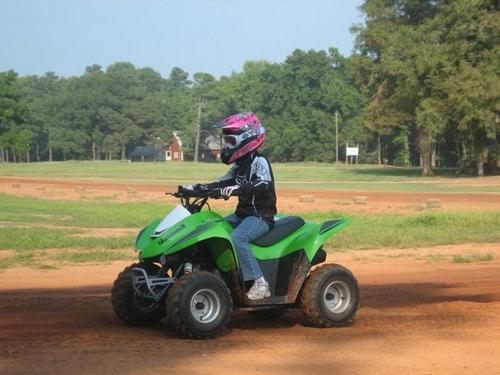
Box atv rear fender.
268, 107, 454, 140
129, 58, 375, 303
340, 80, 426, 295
312, 217, 351, 251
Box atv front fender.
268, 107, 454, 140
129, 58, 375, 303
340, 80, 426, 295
165, 219, 237, 272
137, 213, 238, 272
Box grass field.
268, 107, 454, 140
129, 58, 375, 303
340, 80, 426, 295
1, 193, 499, 269
1, 161, 499, 193
1, 161, 499, 270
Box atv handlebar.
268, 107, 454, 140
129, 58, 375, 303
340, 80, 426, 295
166, 186, 227, 213
170, 185, 225, 199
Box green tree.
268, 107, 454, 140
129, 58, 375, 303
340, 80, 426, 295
436, 0, 500, 175
352, 0, 441, 175
353, 0, 499, 175
0, 70, 28, 162
19, 72, 64, 161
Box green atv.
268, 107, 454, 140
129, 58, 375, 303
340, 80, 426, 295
111, 186, 360, 339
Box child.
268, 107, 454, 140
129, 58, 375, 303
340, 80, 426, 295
191, 112, 277, 300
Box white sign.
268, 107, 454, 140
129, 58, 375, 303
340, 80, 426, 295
346, 147, 359, 156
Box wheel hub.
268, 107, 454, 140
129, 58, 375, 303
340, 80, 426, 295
323, 280, 351, 314
190, 288, 221, 324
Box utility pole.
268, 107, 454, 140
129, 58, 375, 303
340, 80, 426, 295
377, 135, 382, 165
194, 97, 202, 162
335, 110, 339, 163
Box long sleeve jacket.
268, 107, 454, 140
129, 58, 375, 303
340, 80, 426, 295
207, 153, 277, 226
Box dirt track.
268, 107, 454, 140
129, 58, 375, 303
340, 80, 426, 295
2, 176, 500, 213
1, 245, 500, 375
1, 176, 500, 373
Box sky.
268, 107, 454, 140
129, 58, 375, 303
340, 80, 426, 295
0, 0, 365, 79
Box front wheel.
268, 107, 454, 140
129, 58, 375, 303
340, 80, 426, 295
300, 264, 359, 327
166, 271, 232, 339
111, 262, 166, 326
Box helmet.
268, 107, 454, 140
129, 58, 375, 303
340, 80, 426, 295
219, 112, 265, 164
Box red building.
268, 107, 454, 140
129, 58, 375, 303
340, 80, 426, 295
165, 132, 184, 161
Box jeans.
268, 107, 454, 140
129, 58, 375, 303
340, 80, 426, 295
226, 214, 270, 281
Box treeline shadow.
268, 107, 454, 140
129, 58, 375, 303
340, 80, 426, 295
360, 281, 499, 309
350, 166, 459, 179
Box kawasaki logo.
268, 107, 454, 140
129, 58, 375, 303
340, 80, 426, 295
158, 224, 186, 245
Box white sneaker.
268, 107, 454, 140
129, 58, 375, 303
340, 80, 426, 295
246, 280, 271, 300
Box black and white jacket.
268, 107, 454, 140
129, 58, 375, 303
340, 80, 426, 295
208, 152, 277, 226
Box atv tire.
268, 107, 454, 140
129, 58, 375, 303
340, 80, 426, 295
111, 262, 166, 326
300, 264, 359, 327
166, 271, 232, 339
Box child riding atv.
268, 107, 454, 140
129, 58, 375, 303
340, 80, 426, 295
111, 112, 360, 339
183, 112, 276, 300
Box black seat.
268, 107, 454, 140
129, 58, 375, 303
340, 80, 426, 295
252, 216, 305, 247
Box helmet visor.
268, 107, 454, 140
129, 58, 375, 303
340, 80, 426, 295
223, 135, 238, 146
222, 129, 259, 149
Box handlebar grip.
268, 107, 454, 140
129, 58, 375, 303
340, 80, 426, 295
172, 185, 223, 199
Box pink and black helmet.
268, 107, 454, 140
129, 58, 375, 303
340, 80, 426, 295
219, 112, 265, 164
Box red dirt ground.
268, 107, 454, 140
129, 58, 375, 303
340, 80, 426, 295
1, 176, 499, 373
1, 244, 500, 375
2, 176, 500, 213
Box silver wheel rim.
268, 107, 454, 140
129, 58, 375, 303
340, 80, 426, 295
190, 288, 221, 324
323, 280, 351, 314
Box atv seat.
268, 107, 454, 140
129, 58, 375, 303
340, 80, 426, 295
226, 216, 305, 247
252, 216, 305, 247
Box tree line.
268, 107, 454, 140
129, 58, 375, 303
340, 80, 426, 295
0, 0, 498, 176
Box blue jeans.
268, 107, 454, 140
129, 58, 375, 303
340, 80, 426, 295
226, 214, 270, 281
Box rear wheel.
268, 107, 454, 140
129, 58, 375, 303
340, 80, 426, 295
111, 262, 166, 326
166, 271, 232, 339
300, 264, 359, 327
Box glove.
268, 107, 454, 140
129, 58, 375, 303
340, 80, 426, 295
220, 185, 239, 198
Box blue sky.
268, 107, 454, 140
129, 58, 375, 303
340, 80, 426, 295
0, 0, 364, 78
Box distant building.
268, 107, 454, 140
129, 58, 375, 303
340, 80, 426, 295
130, 146, 165, 162
130, 132, 184, 162
165, 132, 184, 161
199, 134, 222, 162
